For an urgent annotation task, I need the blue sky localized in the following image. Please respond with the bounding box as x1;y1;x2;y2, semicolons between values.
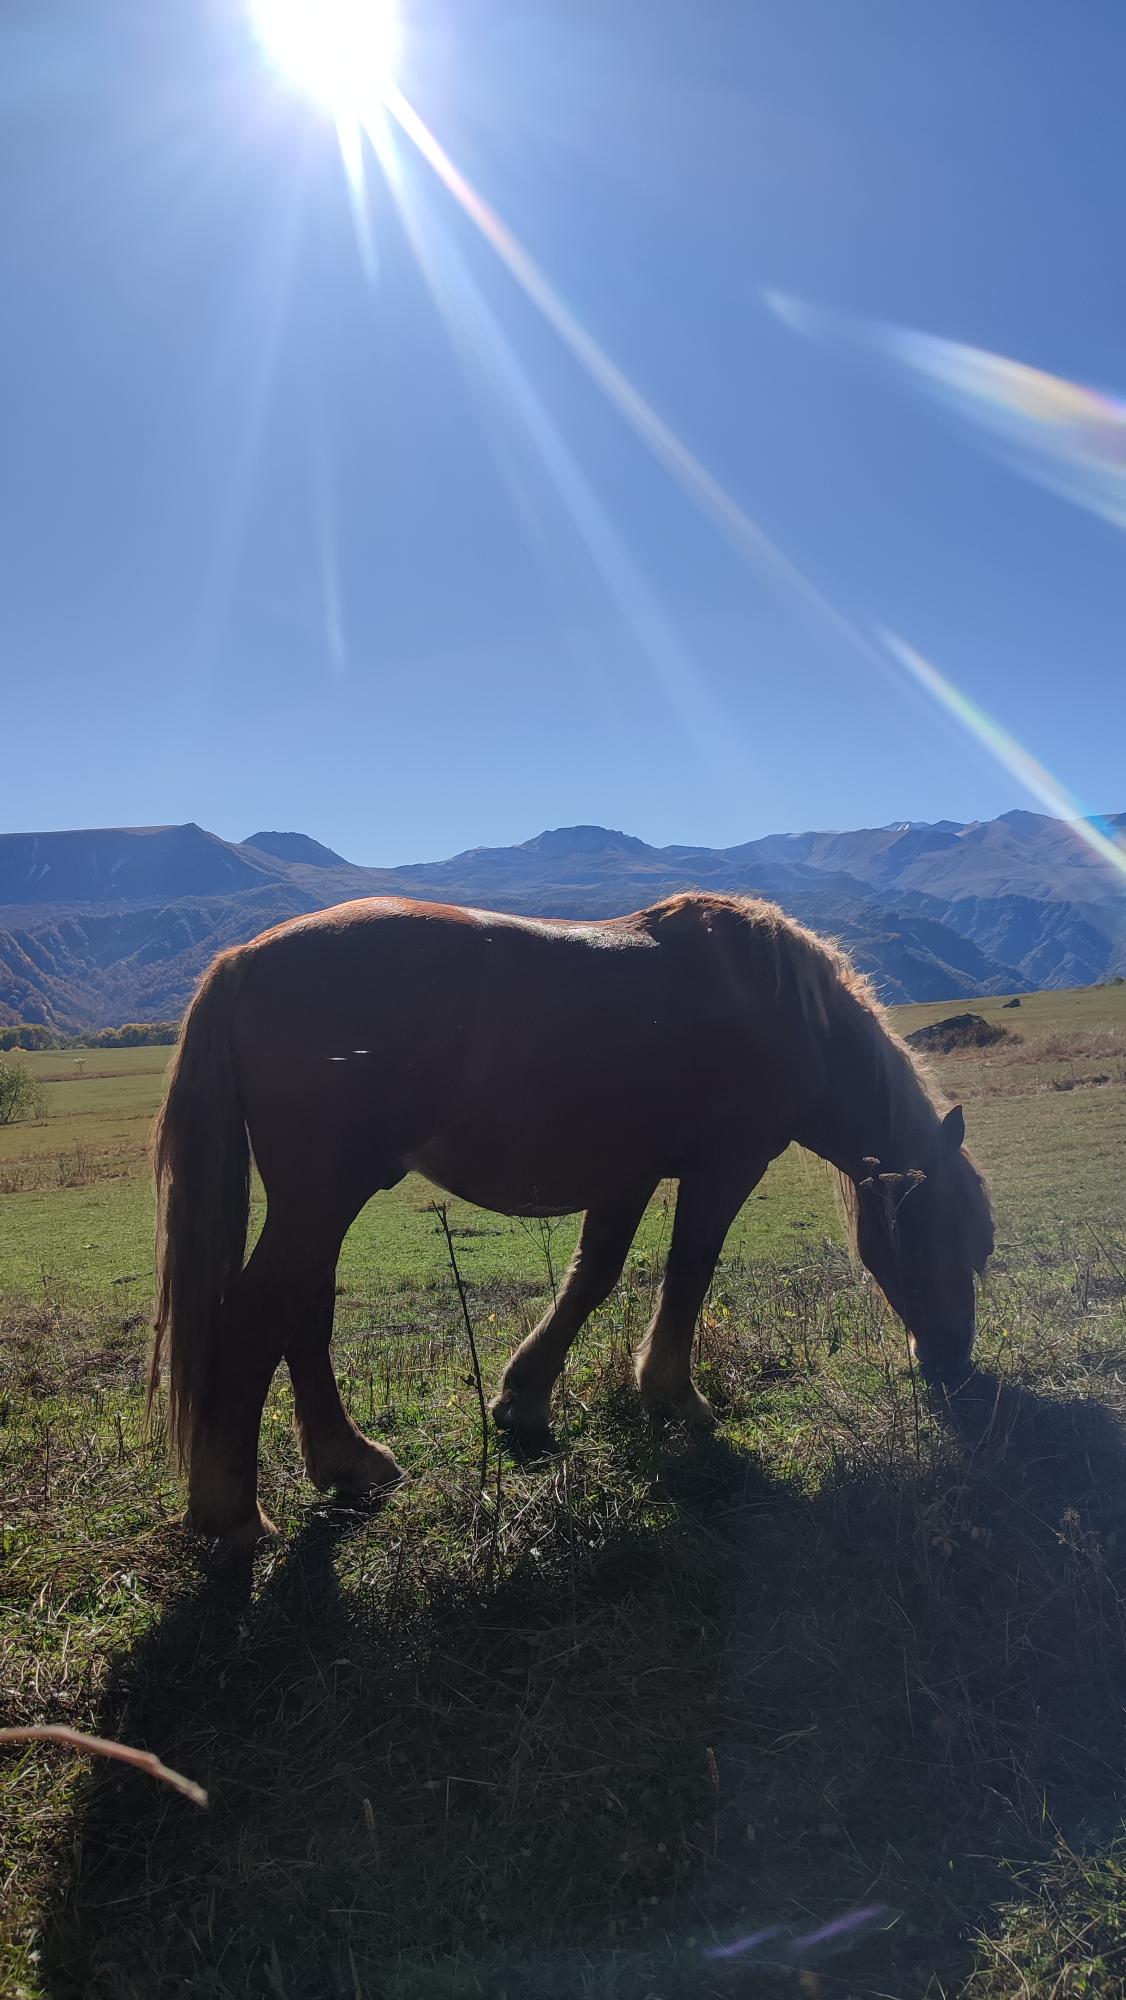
3;0;1125;865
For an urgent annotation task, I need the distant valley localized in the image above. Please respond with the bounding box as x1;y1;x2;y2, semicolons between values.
1;809;1123;1029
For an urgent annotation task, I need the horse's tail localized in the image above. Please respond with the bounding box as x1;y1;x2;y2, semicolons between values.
149;952;250;1470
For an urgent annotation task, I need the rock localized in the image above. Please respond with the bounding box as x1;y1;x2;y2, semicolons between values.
905;1012;1019;1054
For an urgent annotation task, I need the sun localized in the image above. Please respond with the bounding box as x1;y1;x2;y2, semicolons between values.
250;0;400;120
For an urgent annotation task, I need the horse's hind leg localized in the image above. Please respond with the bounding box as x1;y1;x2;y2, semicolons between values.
187;1214;306;1545
256;1160;406;1500
635;1163;765;1425
187;1178;400;1541
491;1184;656;1439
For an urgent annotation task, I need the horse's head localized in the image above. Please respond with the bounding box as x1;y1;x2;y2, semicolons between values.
850;1105;994;1386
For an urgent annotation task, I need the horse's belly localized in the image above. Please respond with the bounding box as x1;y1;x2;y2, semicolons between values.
406;1125;660;1218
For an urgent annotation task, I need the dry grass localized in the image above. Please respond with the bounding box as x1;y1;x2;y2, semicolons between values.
937;1028;1126;1103
2;1230;1126;1999
4;984;1126;1997
990;1029;1126;1066
965;1843;1126;1998
0;1147;130;1195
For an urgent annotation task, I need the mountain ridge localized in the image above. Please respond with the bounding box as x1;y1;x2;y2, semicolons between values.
1;808;1123;1029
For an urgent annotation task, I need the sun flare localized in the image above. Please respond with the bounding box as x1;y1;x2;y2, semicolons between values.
250;0;399;119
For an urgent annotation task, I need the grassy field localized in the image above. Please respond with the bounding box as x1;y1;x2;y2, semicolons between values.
2;983;1126;1997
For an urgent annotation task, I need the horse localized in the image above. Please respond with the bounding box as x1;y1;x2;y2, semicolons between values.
149;890;994;1546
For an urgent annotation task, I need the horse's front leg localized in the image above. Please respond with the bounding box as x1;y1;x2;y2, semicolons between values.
634;1161;767;1425
491;1184;656;1440
286;1264;404;1501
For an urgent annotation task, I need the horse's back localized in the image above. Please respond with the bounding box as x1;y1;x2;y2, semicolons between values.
212;892;815;1211
225;892;803;1074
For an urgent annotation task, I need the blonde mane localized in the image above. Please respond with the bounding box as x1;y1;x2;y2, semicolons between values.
640;888;992;1269
643;886;947;1116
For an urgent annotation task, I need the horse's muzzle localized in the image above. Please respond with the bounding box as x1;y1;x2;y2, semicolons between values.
909;1331;974;1391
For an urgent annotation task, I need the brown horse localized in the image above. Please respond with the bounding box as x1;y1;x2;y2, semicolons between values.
150;891;993;1545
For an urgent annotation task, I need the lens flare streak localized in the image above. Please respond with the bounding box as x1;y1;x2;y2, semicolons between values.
883;327;1126;532
333;85;1123;892
767;291;1126;532
879;629;1126;883
371;110;731;749
706;1903;893;1962
312;445;348;679
336;111;380;290
706;1923;785;1961
382;86;849;638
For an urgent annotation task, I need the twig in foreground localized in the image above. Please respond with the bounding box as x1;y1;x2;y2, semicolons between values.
431;1202;490;1494
0;1724;208;1807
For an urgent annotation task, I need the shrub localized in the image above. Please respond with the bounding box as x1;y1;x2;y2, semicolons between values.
77;1022;180;1048
0;1052;48;1125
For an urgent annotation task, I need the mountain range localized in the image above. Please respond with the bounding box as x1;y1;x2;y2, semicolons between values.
1;808;1123;1030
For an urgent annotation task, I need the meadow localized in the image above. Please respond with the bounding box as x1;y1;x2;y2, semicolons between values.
2;982;1126;1997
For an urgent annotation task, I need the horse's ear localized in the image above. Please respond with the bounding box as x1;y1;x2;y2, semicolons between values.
941;1104;965;1151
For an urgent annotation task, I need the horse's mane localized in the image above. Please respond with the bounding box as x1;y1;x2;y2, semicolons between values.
642;891;993;1270
642;888;941;1104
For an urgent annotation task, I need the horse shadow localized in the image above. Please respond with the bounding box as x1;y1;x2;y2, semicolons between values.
37;1369;1126;2000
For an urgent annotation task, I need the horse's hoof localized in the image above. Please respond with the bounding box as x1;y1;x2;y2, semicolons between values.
185;1502;278;1551
639;1384;718;1430
491;1396;557;1462
334;1460;406;1503
312;1440;405;1498
490;1390;551;1438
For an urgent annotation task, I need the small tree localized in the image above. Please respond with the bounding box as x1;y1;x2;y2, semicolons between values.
0;1053;48;1125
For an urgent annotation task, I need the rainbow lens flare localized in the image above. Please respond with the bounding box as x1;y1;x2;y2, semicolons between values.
767;291;1126;531
884;327;1126;530
878;628;1126;885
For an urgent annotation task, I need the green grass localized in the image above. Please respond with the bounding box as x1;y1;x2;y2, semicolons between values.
5;981;1126;1293
2;986;1126;1998
0;1045;836;1298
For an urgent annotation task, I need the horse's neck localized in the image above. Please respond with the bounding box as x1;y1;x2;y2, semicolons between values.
797;993;937;1177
